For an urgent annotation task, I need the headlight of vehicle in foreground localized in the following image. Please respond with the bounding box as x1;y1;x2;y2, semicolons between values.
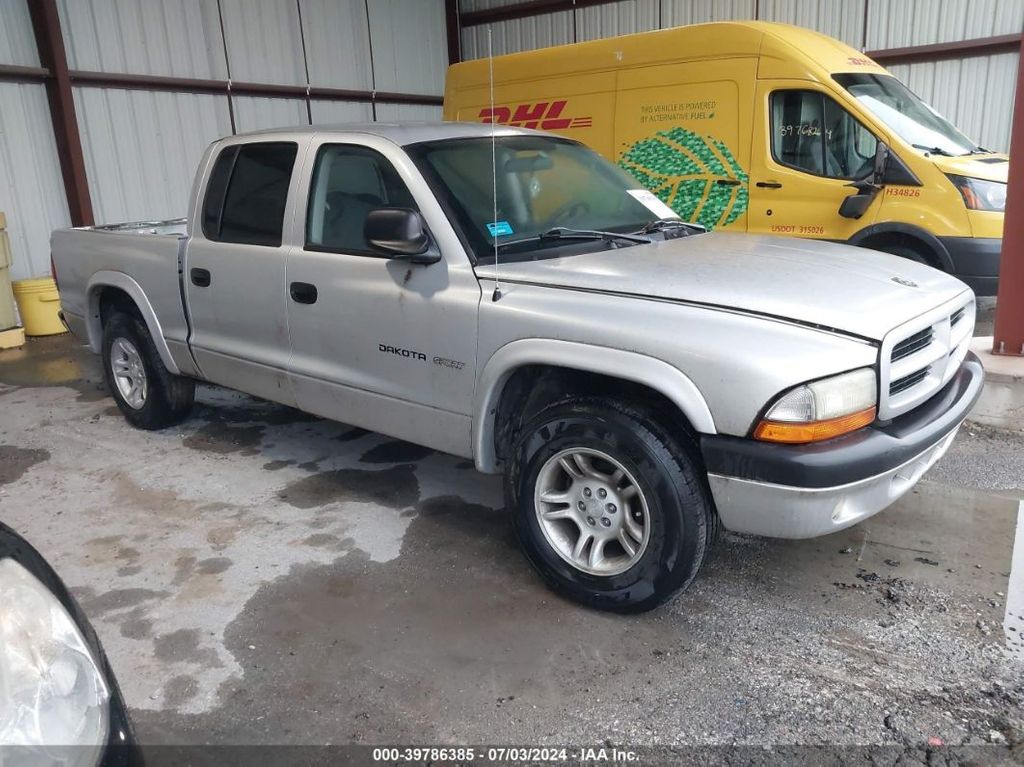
755;368;877;444
947;174;1006;212
0;557;109;764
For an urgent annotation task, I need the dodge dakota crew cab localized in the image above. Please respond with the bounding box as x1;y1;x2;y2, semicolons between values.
52;123;983;612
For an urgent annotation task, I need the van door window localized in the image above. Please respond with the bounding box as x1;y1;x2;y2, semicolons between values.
771;91;877;180
305;145;418;255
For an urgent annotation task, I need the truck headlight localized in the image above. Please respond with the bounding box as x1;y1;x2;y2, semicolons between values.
754;368;877;444
0;558;109;763
947;174;1006;212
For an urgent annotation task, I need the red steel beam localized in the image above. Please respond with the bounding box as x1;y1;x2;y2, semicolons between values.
26;0;94;227
446;0;462;65
992;48;1024;356
868;34;1021;66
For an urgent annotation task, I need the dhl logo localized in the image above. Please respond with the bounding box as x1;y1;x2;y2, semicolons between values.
478;100;593;130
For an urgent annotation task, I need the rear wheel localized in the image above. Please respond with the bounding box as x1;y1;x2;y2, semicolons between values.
875;242;931;267
505;397;713;613
102;312;195;430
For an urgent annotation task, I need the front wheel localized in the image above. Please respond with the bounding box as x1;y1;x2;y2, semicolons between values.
102;312;195;430
505;398;713;613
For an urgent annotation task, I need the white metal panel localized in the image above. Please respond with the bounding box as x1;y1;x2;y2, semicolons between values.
374;102;444;122
0;0;39;67
367;0;446;95
0;82;70;280
867;0;1024;49
576;0;659;42
758;0;866;48
461;10;574;58
300;0;373;90
219;0;306;85
310;99;373;124
73;87;232;225
459;0;522;11
57;0;227;78
887;52;1018;152
661;0;756;27
232;96;309;133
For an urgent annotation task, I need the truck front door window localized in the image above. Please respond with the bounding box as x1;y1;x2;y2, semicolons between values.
771;91;877;180
305;145;418;255
205;142;298;247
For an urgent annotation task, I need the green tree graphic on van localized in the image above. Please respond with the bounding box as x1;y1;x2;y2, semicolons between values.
618;127;748;230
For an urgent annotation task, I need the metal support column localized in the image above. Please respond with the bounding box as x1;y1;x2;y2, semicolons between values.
992;48;1024;356
27;0;94;227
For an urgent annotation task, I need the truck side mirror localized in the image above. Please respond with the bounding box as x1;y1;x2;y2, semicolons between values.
840;141;889;219
364;208;440;264
839;192;875;219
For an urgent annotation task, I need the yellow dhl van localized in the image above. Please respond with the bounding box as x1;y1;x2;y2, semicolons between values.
444;21;1006;294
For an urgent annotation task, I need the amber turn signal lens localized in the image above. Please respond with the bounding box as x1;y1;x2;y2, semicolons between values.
754;406;877;444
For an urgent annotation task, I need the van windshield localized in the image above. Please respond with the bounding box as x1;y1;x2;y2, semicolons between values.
834;73;980;157
407;135;678;263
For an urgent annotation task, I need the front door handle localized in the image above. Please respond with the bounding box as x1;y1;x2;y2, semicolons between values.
756;181;783;189
290;282;318;305
190;268;211;287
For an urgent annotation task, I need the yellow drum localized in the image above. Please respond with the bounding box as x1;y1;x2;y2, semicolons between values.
12;277;65;336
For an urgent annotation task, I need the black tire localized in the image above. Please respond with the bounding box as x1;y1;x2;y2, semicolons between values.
505;397;713;613
101;312;195;430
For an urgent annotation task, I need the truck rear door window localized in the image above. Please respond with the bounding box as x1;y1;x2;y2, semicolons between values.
203;142;298;247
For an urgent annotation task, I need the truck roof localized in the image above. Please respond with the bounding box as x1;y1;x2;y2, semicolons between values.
230;121;541;146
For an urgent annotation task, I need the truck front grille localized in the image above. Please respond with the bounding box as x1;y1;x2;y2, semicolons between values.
878;295;975;420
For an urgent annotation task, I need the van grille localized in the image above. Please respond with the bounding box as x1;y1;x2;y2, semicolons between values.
878;296;975;420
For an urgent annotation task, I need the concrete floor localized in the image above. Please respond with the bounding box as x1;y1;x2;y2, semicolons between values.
1;334;1022;750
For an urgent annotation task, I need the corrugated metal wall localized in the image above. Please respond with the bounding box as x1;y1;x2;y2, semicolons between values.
0;0;446;280
0;0;71;280
460;0;1021;153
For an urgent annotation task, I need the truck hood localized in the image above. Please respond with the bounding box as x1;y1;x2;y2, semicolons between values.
474;232;971;342
930;152;1009;183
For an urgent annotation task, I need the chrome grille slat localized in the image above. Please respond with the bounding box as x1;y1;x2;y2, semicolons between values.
878;296;975;420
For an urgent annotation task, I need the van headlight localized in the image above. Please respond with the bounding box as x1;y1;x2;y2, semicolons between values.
947;174;1006;212
754;368;877;444
0;558;109;763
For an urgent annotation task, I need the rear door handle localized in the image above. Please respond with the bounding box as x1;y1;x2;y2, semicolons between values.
290;282;318;305
190;268;211;287
756;181;783;189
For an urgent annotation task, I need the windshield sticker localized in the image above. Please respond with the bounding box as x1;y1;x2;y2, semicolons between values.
627;189;679;220
487;221;514;237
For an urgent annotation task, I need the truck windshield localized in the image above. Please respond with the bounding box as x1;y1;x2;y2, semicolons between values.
407;135;677;263
834;73;980;157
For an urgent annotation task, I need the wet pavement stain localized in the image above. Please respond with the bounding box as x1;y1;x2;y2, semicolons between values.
334;427;370;442
262;459;296;471
154;628;222;667
195;557;232;575
0;445;50;485
182;422;265;456
163;675;200;709
0;336;108;402
118;606;153;640
277;464;420;510
75;587;170;618
359;439;435;464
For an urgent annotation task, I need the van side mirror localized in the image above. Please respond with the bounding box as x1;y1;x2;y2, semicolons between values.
839;192;875;219
364;208;440;264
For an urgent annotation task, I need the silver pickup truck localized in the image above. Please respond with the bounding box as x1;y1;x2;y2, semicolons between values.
52;123;983;612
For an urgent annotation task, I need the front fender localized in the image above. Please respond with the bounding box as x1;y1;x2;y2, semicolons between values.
473;338;716;473
85;271;181;375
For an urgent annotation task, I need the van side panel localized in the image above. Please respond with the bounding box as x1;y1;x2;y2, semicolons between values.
614;59;758;231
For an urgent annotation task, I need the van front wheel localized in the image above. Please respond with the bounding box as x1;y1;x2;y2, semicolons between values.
505;398;712;613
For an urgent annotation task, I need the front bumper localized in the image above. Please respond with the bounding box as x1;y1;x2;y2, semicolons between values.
939;236;1000;296
700;353;984;539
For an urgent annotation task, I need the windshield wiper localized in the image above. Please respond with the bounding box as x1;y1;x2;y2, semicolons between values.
912;143;954;157
496;227;650;251
636;218;706;235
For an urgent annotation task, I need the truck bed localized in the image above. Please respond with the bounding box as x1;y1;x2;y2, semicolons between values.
51;217;195;375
